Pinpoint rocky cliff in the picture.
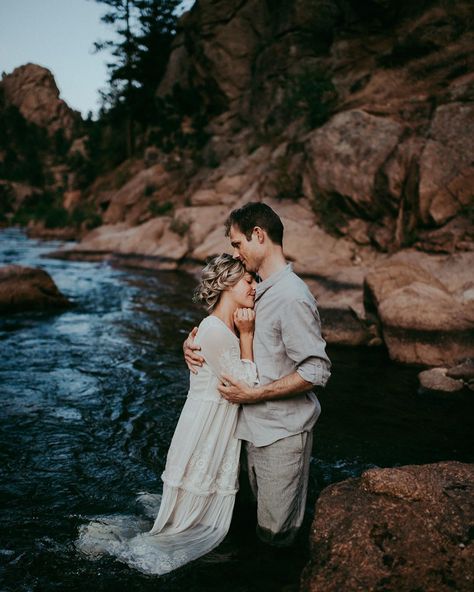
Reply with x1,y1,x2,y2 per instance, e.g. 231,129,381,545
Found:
62,0,473,367
1,63,80,140
3,1,473,367
0,64,89,236
156,0,474,243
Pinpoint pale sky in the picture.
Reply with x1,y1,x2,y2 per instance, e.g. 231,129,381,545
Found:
0,0,195,119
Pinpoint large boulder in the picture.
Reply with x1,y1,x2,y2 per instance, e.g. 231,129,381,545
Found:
364,261,474,365
301,461,474,592
102,164,178,225
305,110,405,218
418,103,474,226
0,265,71,313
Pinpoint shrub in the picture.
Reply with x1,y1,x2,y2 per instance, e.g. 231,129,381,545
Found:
149,201,173,216
144,183,156,196
311,193,348,236
70,203,102,230
44,206,70,228
283,66,337,128
170,217,190,237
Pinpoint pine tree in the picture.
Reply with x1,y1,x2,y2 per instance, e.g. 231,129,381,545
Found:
92,0,180,157
134,0,180,124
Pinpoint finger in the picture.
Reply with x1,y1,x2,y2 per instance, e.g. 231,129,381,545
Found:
186,362,199,374
191,326,198,337
186,352,204,365
221,373,236,386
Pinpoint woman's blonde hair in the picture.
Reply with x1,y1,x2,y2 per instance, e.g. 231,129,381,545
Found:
193,254,246,312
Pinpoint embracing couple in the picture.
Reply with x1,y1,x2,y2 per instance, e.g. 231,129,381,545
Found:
77,202,331,575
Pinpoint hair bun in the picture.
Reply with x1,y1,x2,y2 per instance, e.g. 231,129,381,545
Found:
193,254,246,312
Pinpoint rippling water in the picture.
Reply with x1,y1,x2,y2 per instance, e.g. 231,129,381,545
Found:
1,228,473,591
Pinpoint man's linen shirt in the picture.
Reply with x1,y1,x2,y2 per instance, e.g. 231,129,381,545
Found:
235,264,331,447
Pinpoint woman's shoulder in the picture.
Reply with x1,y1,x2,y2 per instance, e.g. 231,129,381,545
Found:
196,315,236,342
198,315,221,330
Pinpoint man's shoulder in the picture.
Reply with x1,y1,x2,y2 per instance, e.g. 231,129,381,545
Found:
278,271,315,304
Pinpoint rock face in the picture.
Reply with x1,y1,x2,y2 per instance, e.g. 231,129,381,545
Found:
0,64,88,229
1,64,80,139
305,110,405,218
418,103,474,226
153,0,474,248
364,261,474,366
41,0,472,363
0,265,71,313
3,3,474,249
301,461,474,592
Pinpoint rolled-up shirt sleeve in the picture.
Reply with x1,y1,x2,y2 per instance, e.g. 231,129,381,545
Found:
280,299,331,387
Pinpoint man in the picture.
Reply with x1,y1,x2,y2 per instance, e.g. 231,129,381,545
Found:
184,202,331,547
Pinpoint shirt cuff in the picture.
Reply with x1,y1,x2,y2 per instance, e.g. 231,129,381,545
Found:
296,359,331,387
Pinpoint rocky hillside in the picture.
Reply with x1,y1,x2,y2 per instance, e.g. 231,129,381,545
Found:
75,0,474,256
0,64,95,235
1,63,79,140
151,0,474,248
3,1,474,369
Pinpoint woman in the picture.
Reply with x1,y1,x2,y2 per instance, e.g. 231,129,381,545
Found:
77,254,258,575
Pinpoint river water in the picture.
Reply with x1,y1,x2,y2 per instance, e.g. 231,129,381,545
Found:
1,228,473,592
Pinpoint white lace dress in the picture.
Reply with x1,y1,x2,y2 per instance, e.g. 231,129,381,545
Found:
76,315,258,575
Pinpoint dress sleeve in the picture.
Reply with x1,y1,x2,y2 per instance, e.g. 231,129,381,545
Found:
196,323,259,387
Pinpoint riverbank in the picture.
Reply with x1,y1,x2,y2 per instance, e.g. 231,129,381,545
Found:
43,210,474,371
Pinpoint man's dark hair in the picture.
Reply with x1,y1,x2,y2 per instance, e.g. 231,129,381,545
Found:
224,202,284,245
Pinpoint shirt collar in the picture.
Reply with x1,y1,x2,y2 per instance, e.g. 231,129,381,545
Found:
255,263,292,300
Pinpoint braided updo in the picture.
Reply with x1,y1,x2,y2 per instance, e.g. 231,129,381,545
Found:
193,254,246,312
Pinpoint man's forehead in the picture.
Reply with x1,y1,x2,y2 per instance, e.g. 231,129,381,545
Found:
229,225,244,241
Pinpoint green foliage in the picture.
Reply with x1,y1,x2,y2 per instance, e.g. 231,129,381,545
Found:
0,87,78,191
93,0,180,156
12,191,59,226
270,153,302,201
0,90,48,186
283,66,337,128
169,216,189,236
67,150,96,190
311,193,348,236
147,85,211,154
70,203,103,230
52,129,71,158
12,190,102,230
0,183,14,222
144,182,156,196
148,200,173,216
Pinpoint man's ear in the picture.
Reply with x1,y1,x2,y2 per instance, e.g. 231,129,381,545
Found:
253,226,265,243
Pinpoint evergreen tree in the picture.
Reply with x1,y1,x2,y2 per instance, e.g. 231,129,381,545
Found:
134,0,180,124
92,0,179,156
